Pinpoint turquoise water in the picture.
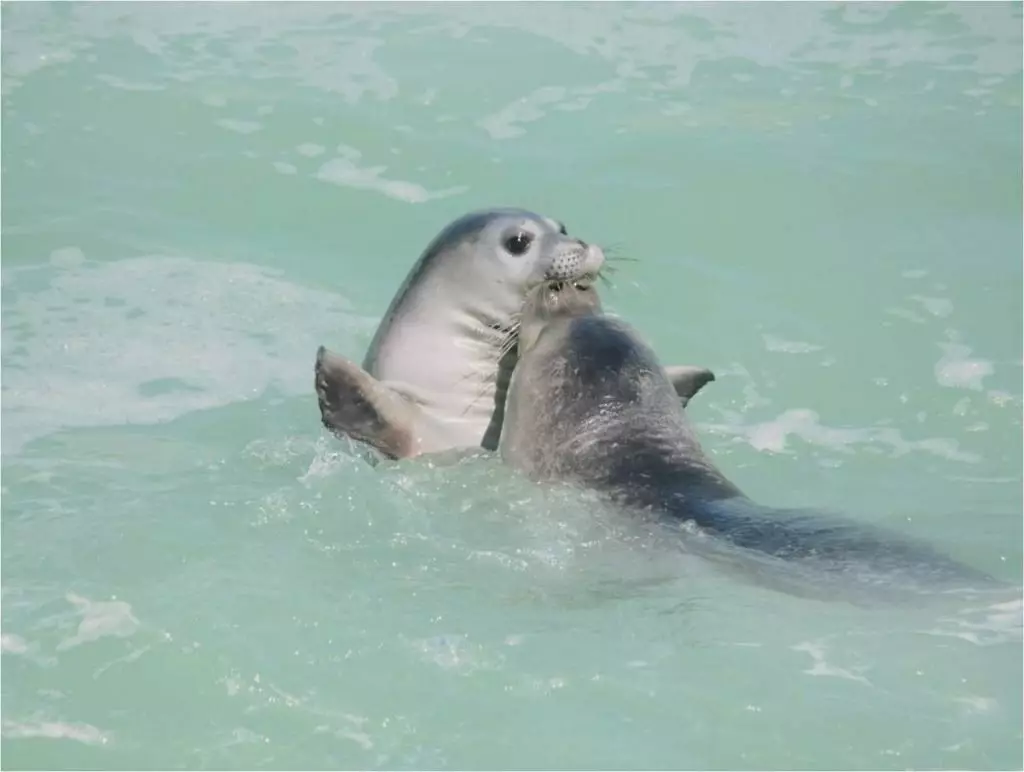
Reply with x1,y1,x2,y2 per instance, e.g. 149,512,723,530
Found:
2,2,1022,769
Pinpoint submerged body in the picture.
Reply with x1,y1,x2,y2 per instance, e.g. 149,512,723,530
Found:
500,283,994,594
315,207,715,460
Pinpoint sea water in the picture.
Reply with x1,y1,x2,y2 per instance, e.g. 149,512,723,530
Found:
1,2,1022,769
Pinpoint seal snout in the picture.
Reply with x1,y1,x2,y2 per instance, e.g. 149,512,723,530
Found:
547,239,606,284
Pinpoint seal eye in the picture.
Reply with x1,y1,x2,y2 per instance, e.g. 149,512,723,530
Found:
557,222,568,236
504,232,532,256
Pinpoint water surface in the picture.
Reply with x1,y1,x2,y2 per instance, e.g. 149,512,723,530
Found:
2,3,1022,769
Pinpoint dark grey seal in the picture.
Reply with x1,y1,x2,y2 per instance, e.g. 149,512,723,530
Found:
498,280,997,598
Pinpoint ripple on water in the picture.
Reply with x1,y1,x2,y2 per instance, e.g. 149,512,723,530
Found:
1,251,373,454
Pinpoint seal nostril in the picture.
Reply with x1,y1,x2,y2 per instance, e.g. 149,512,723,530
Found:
576,239,588,249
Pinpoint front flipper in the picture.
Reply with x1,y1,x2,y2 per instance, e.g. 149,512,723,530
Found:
666,365,715,407
314,346,420,459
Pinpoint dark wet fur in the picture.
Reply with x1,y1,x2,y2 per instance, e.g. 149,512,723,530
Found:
505,314,998,597
482,342,518,452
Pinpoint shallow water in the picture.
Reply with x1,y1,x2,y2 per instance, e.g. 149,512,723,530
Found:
2,2,1022,770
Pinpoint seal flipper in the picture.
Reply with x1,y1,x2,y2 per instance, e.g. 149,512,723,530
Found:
314,346,420,459
666,365,715,406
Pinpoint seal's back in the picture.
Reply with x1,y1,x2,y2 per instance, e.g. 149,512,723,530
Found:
502,313,740,504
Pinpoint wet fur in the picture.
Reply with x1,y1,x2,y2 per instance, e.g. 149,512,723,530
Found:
500,286,995,595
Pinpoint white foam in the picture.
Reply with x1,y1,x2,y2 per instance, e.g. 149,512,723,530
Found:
935,342,994,391
909,295,954,318
1,633,29,654
316,157,466,204
1,720,109,745
334,143,361,161
762,334,822,354
312,713,374,751
986,390,1017,408
712,363,772,411
478,86,568,140
2,254,372,454
3,2,1018,109
215,118,262,135
95,73,163,92
886,306,927,324
410,634,504,675
791,640,871,685
923,597,1023,647
49,246,86,268
57,592,140,651
953,696,998,714
709,408,981,463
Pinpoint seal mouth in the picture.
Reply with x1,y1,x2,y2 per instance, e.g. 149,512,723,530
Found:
548,276,594,293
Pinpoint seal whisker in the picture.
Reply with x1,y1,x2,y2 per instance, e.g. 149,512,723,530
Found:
458,316,521,417
603,242,640,262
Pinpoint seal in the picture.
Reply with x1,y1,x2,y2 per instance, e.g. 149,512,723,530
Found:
315,208,716,460
498,280,995,595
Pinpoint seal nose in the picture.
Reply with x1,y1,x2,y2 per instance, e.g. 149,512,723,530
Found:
547,240,605,282
584,242,605,274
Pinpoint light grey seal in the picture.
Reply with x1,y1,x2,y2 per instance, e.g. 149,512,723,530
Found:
498,280,995,595
315,208,715,460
